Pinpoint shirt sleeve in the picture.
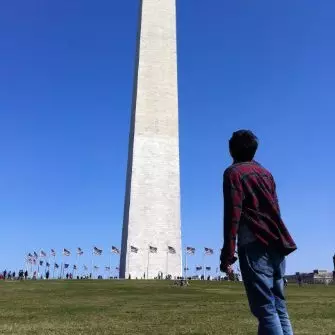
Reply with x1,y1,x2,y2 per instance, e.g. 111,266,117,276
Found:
222,168,243,266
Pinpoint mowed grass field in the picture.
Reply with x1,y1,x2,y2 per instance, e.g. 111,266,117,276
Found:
0,280,334,335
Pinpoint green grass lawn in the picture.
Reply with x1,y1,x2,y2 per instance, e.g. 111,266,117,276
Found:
0,280,334,335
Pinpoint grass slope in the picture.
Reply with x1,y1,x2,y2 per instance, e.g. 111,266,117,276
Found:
0,280,334,334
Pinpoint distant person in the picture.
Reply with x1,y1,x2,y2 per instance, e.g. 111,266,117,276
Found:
2,270,6,280
66,273,69,280
220,130,297,335
284,278,288,287
297,274,302,287
24,270,28,280
46,271,50,280
12,272,16,279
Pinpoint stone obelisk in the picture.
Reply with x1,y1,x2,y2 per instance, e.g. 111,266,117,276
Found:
119,0,182,279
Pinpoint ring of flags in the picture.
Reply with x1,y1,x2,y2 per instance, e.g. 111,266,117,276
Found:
26,246,220,260
25,245,225,277
63,248,71,257
111,246,120,254
93,247,103,256
130,246,138,253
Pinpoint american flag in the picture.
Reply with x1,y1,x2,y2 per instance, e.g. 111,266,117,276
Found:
196,266,202,271
93,247,103,256
186,247,195,255
40,250,47,258
115,267,119,271
64,264,69,269
149,246,158,253
63,248,71,256
77,248,84,256
51,249,56,257
168,246,176,254
130,246,138,253
54,263,59,269
111,246,120,254
33,251,38,259
206,266,211,271
46,262,50,267
93,265,99,270
184,267,189,271
83,265,88,271
26,254,33,263
105,266,111,271
204,247,214,255
73,265,77,270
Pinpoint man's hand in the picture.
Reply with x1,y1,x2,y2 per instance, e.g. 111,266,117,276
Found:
220,248,237,278
220,260,232,273
225,265,235,280
220,262,235,280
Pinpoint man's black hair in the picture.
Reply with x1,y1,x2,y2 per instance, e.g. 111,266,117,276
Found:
229,130,258,162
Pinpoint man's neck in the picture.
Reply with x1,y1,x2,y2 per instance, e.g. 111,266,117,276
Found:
233,159,254,164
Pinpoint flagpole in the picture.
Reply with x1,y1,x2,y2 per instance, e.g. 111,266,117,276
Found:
109,252,112,280
127,244,130,279
203,250,206,279
47,254,50,278
75,253,78,279
24,256,27,274
78,252,81,278
184,248,187,279
53,255,56,279
147,246,150,280
91,249,94,280
166,248,169,278
62,252,65,279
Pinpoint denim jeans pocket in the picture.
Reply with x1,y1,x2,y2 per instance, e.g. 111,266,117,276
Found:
245,244,273,277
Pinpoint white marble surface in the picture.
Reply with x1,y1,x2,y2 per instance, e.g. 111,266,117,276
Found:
120,0,182,279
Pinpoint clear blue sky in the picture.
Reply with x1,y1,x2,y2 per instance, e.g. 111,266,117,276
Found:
1,0,334,276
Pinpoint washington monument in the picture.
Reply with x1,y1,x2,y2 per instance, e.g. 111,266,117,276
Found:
119,0,182,279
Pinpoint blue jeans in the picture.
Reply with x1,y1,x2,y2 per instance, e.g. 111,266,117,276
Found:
239,242,294,335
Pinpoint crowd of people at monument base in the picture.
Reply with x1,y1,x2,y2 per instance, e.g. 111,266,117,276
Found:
1,269,28,280
1,267,333,288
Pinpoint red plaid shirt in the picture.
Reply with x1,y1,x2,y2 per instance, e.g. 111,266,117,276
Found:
221,161,297,267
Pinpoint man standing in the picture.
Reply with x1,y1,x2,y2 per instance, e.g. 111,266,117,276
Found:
220,130,297,335
297,274,302,287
